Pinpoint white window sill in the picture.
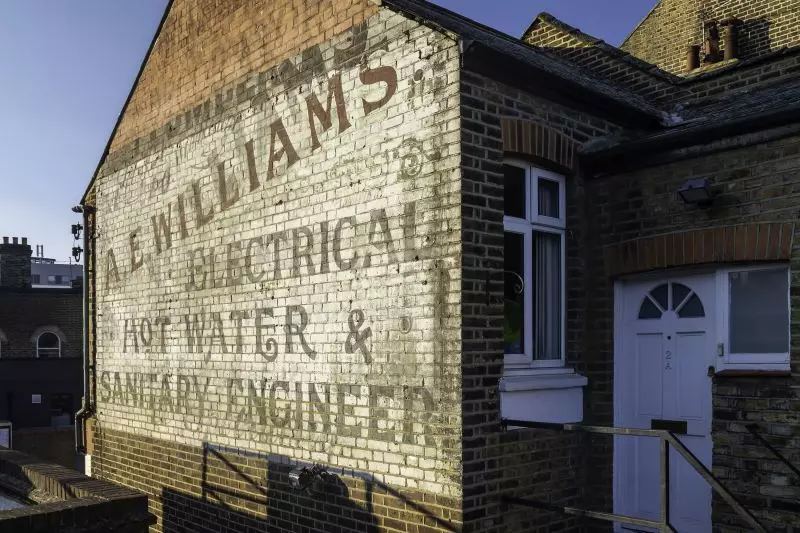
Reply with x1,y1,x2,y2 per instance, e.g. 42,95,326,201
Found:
499,367,588,425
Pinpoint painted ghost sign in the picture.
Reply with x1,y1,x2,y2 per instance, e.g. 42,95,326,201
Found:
94,11,461,494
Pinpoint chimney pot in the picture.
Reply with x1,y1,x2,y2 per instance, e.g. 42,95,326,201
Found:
21,237,27,245
687,45,701,71
12,237,18,244
721,19,740,61
2,237,7,244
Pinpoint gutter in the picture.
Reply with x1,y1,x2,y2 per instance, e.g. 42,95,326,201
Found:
74,206,93,455
581,101,800,166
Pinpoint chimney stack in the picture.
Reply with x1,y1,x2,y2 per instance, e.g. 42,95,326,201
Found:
0,236,32,289
720,19,740,61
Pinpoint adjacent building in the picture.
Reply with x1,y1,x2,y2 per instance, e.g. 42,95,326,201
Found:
0,236,82,469
30,245,83,289
77,0,800,531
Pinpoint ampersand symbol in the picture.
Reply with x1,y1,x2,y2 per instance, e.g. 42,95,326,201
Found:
345,309,372,363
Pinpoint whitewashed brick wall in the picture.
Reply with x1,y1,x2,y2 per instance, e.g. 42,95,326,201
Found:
93,10,463,497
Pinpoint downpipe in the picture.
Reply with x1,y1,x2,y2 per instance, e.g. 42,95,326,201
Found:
73,204,93,454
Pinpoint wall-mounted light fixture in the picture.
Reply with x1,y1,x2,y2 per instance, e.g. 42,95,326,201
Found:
71,223,83,241
678,178,715,207
72,246,83,263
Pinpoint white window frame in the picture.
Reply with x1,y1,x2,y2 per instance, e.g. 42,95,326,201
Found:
503,159,567,370
36,332,61,359
716,264,790,370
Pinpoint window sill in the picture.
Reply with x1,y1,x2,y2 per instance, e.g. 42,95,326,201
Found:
715,361,790,374
499,368,587,424
714,369,791,378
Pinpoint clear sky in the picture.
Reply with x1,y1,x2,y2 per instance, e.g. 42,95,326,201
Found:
0,0,657,265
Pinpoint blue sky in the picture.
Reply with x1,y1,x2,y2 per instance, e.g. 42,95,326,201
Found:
0,0,657,264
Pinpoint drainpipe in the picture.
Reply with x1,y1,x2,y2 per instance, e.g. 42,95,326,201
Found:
73,204,92,454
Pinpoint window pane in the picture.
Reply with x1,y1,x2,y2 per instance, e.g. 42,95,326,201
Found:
672,283,691,309
504,232,525,354
504,165,526,218
677,294,704,318
538,177,560,219
638,298,662,319
38,333,59,348
532,231,562,360
650,284,668,311
729,269,789,353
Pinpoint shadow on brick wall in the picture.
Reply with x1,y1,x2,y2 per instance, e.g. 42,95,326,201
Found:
160,442,458,533
739,18,770,61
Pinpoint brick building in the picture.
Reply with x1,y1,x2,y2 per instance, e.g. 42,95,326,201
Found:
0,236,82,430
77,0,800,531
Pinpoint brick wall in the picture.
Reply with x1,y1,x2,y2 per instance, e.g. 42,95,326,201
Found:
522,16,683,104
585,134,800,531
110,0,379,152
459,69,624,532
0,237,31,289
89,5,464,532
622,0,800,75
92,425,460,532
0,447,152,532
0,289,81,359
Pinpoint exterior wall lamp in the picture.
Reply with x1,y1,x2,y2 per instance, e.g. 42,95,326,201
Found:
678,178,715,207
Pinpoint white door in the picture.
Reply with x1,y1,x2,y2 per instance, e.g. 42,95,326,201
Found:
615,274,714,532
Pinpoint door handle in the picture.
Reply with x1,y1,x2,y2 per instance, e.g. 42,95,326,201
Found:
651,419,687,434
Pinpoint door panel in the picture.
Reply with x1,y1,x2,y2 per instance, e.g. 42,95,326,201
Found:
633,436,660,520
674,331,706,426
672,435,712,531
635,333,663,420
616,275,713,532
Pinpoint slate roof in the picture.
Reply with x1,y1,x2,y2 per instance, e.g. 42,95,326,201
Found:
582,78,800,154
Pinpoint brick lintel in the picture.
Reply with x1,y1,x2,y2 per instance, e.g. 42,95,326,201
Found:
603,222,794,278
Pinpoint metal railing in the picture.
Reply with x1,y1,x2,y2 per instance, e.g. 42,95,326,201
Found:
500,419,768,533
745,423,800,481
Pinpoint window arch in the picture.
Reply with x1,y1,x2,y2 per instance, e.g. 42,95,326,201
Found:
37,332,61,358
638,282,705,320
30,326,66,358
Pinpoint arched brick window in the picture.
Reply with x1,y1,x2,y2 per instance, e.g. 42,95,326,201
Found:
37,332,61,358
30,326,66,358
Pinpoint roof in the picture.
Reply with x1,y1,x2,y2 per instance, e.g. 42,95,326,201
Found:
80,0,667,204
521,12,679,83
582,78,800,156
381,0,664,120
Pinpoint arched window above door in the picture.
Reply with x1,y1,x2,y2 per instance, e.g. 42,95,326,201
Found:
638,282,705,320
